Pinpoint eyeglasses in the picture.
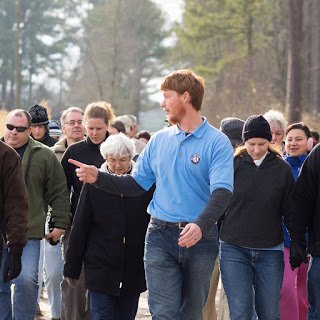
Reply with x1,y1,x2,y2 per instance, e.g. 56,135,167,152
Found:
6,124,29,133
65,120,83,126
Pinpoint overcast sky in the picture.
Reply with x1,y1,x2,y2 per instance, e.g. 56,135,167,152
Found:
152,0,184,24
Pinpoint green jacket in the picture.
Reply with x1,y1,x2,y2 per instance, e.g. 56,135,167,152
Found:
22,137,70,238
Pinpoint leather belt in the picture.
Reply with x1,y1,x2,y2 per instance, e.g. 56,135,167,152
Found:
151,217,189,230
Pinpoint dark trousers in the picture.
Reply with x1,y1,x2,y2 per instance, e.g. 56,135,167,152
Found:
61,229,90,320
89,290,140,320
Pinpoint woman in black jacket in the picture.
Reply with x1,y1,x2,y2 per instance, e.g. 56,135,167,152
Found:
64,133,153,320
60,101,114,320
219,115,295,320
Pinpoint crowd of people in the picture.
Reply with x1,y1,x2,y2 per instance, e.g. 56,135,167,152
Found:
0,69,320,320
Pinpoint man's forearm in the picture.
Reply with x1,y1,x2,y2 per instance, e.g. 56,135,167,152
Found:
194,188,232,237
94,171,146,196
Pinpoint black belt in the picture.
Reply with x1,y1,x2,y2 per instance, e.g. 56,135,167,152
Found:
151,217,189,230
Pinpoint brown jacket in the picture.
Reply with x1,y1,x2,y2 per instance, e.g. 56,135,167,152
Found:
0,141,28,254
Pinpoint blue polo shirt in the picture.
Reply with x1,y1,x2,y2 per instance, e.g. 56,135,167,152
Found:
132,117,234,222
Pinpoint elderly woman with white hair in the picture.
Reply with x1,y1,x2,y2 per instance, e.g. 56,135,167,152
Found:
264,109,287,155
63,133,154,320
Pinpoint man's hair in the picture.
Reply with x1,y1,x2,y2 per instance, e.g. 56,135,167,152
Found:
84,101,115,126
6,109,32,126
60,107,84,125
160,69,205,111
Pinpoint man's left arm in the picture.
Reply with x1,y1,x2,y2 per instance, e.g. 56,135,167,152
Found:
194,188,232,235
198,135,234,234
178,188,232,248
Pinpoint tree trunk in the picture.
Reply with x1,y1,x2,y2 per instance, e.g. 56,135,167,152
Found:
246,8,253,77
14,0,21,108
131,57,142,119
285,0,303,122
1,69,8,108
310,0,320,115
110,0,123,105
8,78,15,111
58,58,64,107
86,39,104,100
28,69,33,106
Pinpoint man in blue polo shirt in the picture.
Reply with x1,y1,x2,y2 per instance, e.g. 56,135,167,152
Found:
68,69,234,319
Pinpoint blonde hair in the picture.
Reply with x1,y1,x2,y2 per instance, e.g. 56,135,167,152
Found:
84,101,115,125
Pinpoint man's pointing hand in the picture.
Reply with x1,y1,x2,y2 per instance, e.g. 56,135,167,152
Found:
68,159,99,183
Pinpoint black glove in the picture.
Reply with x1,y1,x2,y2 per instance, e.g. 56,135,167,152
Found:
3,252,22,282
290,242,308,270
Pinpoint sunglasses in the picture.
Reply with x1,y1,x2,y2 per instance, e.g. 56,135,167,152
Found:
6,124,29,133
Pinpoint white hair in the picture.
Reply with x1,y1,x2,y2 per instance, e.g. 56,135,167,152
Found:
263,109,287,134
100,133,135,159
60,107,84,125
127,114,137,126
115,115,132,133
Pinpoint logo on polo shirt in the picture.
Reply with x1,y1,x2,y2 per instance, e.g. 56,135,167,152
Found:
190,154,200,164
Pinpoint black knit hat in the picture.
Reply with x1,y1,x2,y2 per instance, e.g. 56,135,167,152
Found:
220,117,245,148
242,115,272,142
28,104,49,125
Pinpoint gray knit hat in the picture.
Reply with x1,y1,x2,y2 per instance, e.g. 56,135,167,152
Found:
220,117,245,148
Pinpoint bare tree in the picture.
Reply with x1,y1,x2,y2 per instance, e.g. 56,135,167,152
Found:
14,0,21,108
285,0,303,122
310,0,320,115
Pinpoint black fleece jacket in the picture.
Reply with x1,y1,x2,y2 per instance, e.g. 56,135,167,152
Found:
61,135,108,217
220,151,294,248
291,144,320,256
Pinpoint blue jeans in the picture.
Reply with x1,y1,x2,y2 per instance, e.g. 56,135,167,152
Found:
307,256,320,319
90,290,139,320
44,240,63,319
220,242,284,320
144,219,218,320
0,239,41,320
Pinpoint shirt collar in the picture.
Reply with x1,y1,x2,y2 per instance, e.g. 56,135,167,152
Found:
173,116,208,138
